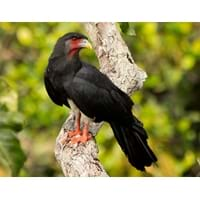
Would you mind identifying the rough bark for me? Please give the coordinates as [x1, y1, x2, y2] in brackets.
[54, 22, 147, 177]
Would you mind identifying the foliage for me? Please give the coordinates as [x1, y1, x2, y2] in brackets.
[119, 22, 136, 36]
[0, 78, 26, 176]
[0, 22, 199, 176]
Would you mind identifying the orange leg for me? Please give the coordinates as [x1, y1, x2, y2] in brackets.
[61, 112, 82, 145]
[68, 112, 82, 138]
[70, 122, 92, 144]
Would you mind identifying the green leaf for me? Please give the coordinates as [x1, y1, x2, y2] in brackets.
[119, 22, 129, 33]
[0, 111, 24, 132]
[0, 77, 18, 112]
[119, 22, 136, 36]
[0, 129, 26, 176]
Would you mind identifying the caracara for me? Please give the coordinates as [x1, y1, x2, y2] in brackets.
[44, 32, 157, 171]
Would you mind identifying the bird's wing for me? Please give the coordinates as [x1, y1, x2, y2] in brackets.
[44, 71, 64, 106]
[65, 63, 133, 122]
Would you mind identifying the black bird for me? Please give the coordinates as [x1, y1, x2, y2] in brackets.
[44, 32, 157, 171]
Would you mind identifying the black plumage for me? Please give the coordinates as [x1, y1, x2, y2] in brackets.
[44, 32, 157, 171]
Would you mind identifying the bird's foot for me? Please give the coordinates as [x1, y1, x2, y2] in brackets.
[68, 129, 82, 138]
[70, 133, 92, 144]
[60, 129, 82, 145]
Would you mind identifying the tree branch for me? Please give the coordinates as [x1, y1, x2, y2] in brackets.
[54, 22, 147, 177]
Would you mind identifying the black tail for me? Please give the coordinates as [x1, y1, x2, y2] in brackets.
[110, 117, 157, 171]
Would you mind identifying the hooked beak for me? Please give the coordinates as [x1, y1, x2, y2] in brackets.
[79, 39, 92, 49]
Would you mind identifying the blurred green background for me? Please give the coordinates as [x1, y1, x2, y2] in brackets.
[0, 22, 200, 177]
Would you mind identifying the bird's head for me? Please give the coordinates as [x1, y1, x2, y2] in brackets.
[50, 32, 92, 60]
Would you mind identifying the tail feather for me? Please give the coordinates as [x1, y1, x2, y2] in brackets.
[110, 117, 157, 171]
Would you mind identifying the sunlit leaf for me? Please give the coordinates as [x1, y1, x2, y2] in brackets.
[181, 55, 195, 70]
[177, 118, 190, 132]
[0, 78, 18, 111]
[145, 75, 161, 88]
[192, 38, 200, 56]
[16, 27, 33, 46]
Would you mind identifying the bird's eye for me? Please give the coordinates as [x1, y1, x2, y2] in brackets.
[71, 37, 77, 41]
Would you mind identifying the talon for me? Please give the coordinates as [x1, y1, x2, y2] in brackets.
[70, 121, 92, 144]
[68, 129, 82, 138]
[60, 129, 82, 145]
[70, 133, 92, 144]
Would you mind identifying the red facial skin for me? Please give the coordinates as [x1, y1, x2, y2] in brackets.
[68, 38, 82, 57]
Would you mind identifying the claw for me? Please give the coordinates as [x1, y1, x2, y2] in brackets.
[68, 129, 82, 138]
[70, 121, 92, 144]
[70, 133, 92, 144]
[60, 113, 92, 145]
[60, 129, 82, 145]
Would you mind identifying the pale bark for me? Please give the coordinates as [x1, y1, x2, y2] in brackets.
[54, 22, 147, 177]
